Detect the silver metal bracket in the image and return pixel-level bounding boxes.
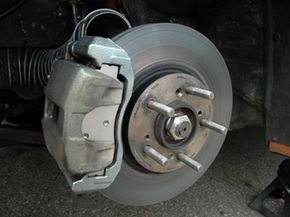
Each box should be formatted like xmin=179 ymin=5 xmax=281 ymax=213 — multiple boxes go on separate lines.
xmin=42 ymin=36 xmax=134 ymax=193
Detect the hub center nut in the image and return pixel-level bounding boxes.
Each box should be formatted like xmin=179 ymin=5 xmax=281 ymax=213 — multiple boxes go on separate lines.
xmin=166 ymin=114 xmax=192 ymax=141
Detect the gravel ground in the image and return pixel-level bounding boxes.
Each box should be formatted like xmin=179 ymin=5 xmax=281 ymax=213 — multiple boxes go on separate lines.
xmin=0 ymin=127 xmax=286 ymax=217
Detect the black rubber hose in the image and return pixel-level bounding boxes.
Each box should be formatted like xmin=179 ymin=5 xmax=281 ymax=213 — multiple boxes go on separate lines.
xmin=0 ymin=9 xmax=131 ymax=88
xmin=0 ymin=48 xmax=63 ymax=88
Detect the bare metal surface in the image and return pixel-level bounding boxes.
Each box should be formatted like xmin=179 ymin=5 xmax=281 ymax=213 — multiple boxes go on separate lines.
xmin=42 ymin=35 xmax=134 ymax=193
xmin=147 ymin=100 xmax=175 ymax=118
xmin=101 ymin=23 xmax=232 ymax=205
xmin=43 ymin=60 xmax=123 ymax=177
xmin=127 ymin=73 xmax=211 ymax=173
xmin=71 ymin=36 xmax=135 ymax=194
xmin=144 ymin=146 xmax=169 ymax=166
xmin=81 ymin=105 xmax=119 ymax=146
xmin=166 ymin=114 xmax=193 ymax=141
xmin=0 ymin=127 xmax=286 ymax=216
xmin=177 ymin=153 xmax=203 ymax=172
xmin=184 ymin=86 xmax=214 ymax=100
xmin=200 ymin=119 xmax=228 ymax=135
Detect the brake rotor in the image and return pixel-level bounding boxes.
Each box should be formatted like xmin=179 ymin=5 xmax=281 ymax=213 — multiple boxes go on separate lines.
xmin=101 ymin=23 xmax=232 ymax=205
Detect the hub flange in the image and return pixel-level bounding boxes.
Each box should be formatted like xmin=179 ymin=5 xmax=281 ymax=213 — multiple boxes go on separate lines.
xmin=127 ymin=72 xmax=212 ymax=173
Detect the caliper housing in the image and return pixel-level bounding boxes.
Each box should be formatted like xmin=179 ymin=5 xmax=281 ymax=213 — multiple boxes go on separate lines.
xmin=42 ymin=36 xmax=133 ymax=193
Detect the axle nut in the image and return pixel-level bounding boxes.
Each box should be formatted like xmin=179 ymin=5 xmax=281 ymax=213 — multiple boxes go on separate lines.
xmin=167 ymin=114 xmax=192 ymax=141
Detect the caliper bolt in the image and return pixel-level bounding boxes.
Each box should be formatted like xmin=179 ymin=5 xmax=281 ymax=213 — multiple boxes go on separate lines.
xmin=200 ymin=118 xmax=228 ymax=135
xmin=177 ymin=153 xmax=203 ymax=172
xmin=184 ymin=86 xmax=214 ymax=100
xmin=147 ymin=100 xmax=175 ymax=117
xmin=144 ymin=146 xmax=169 ymax=166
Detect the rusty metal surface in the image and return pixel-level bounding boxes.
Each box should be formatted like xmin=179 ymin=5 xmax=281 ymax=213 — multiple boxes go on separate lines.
xmin=127 ymin=73 xmax=211 ymax=173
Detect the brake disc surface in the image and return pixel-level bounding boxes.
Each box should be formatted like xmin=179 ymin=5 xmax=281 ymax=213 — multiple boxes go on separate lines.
xmin=101 ymin=23 xmax=232 ymax=205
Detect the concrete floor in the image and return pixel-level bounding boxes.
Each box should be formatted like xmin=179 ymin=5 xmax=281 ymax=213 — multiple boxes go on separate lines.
xmin=0 ymin=127 xmax=286 ymax=217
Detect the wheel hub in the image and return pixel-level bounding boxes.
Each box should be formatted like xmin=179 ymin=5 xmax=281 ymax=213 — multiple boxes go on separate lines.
xmin=126 ymin=72 xmax=217 ymax=173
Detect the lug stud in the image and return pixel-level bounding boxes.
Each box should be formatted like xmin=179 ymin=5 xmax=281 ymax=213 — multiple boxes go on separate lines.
xmin=200 ymin=119 xmax=228 ymax=135
xmin=177 ymin=153 xmax=203 ymax=172
xmin=147 ymin=100 xmax=175 ymax=117
xmin=184 ymin=86 xmax=214 ymax=100
xmin=144 ymin=146 xmax=169 ymax=166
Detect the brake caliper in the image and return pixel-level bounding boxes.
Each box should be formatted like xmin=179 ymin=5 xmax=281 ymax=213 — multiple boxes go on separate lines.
xmin=42 ymin=36 xmax=133 ymax=193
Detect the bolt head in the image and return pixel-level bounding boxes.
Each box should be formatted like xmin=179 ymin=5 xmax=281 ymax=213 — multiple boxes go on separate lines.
xmin=166 ymin=115 xmax=192 ymax=141
xmin=83 ymin=133 xmax=89 ymax=139
xmin=103 ymin=120 xmax=109 ymax=126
